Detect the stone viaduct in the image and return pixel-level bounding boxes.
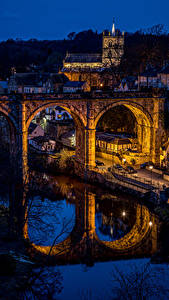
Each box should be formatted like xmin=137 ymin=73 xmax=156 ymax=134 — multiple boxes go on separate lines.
xmin=0 ymin=91 xmax=166 ymax=179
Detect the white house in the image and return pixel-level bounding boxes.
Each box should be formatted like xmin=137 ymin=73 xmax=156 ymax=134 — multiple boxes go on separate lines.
xmin=8 ymin=73 xmax=52 ymax=94
xmin=60 ymin=130 xmax=76 ymax=147
xmin=29 ymin=136 xmax=56 ymax=152
xmin=157 ymin=65 xmax=169 ymax=90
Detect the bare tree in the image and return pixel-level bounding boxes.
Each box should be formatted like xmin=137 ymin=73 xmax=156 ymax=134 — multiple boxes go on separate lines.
xmin=111 ymin=262 xmax=169 ymax=300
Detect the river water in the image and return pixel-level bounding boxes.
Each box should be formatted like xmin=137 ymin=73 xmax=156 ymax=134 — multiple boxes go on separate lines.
xmin=1 ymin=172 xmax=169 ymax=299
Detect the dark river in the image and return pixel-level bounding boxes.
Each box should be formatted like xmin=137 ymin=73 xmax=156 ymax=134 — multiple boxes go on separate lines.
xmin=1 ymin=172 xmax=169 ymax=299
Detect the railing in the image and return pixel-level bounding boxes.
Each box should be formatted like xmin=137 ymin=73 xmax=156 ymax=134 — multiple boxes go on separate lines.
xmin=98 ymin=167 xmax=168 ymax=196
xmin=101 ymin=170 xmax=152 ymax=194
xmin=0 ymin=90 xmax=166 ymax=102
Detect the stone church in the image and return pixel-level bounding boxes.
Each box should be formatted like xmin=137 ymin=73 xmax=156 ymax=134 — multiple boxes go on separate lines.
xmin=61 ymin=22 xmax=124 ymax=89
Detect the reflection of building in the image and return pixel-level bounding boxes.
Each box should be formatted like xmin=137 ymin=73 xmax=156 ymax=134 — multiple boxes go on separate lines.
xmin=62 ymin=22 xmax=124 ymax=89
xmin=96 ymin=211 xmax=129 ymax=241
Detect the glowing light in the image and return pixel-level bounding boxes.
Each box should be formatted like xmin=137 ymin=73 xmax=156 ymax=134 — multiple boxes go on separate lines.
xmin=149 ymin=221 xmax=153 ymax=227
xmin=122 ymin=211 xmax=126 ymax=217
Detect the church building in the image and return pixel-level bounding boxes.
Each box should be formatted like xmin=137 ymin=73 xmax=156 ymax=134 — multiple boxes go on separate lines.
xmin=61 ymin=22 xmax=124 ymax=89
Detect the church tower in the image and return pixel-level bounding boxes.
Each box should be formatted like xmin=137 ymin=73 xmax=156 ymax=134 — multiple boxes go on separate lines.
xmin=102 ymin=20 xmax=124 ymax=67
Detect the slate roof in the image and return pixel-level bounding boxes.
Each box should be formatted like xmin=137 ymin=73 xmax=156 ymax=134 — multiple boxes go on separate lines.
xmin=50 ymin=73 xmax=69 ymax=84
xmin=158 ymin=65 xmax=169 ymax=74
xmin=113 ymin=138 xmax=132 ymax=145
xmin=31 ymin=136 xmax=55 ymax=143
xmin=60 ymin=130 xmax=75 ymax=139
xmin=140 ymin=68 xmax=159 ymax=77
xmin=64 ymin=81 xmax=86 ymax=88
xmin=96 ymin=132 xmax=132 ymax=144
xmin=29 ymin=123 xmax=39 ymax=134
xmin=0 ymin=81 xmax=8 ymax=89
xmin=13 ymin=73 xmax=50 ymax=86
xmin=65 ymin=53 xmax=102 ymax=63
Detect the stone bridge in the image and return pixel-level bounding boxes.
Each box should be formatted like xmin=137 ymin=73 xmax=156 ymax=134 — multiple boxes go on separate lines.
xmin=23 ymin=189 xmax=159 ymax=264
xmin=0 ymin=91 xmax=165 ymax=179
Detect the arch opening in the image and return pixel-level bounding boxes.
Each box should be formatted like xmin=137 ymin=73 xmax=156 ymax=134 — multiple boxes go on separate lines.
xmin=27 ymin=103 xmax=86 ymax=174
xmin=95 ymin=102 xmax=152 ymax=168
xmin=0 ymin=111 xmax=17 ymax=166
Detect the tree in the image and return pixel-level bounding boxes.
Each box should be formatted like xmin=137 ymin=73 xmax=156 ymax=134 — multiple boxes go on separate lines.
xmin=67 ymin=32 xmax=76 ymax=40
xmin=111 ymin=263 xmax=169 ymax=299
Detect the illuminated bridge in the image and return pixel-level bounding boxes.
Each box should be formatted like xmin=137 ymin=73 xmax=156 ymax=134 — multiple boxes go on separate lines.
xmin=0 ymin=91 xmax=165 ymax=180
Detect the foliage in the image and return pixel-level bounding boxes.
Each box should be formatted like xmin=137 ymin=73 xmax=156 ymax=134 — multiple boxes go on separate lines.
xmin=0 ymin=254 xmax=16 ymax=276
xmin=97 ymin=106 xmax=136 ymax=134
xmin=111 ymin=263 xmax=169 ymax=300
xmin=130 ymin=159 xmax=136 ymax=166
xmin=0 ymin=26 xmax=168 ymax=78
xmin=59 ymin=149 xmax=75 ymax=171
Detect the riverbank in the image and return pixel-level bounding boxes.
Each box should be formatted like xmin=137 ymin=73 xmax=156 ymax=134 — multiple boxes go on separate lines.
xmin=0 ymin=205 xmax=36 ymax=299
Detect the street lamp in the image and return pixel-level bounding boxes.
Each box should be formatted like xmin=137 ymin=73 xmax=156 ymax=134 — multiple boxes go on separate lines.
xmin=122 ymin=211 xmax=126 ymax=217
xmin=149 ymin=221 xmax=153 ymax=227
xmin=149 ymin=165 xmax=153 ymax=186
xmin=122 ymin=158 xmax=126 ymax=165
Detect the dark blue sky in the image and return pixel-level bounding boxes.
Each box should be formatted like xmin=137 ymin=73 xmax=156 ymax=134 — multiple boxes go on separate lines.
xmin=0 ymin=0 xmax=168 ymax=40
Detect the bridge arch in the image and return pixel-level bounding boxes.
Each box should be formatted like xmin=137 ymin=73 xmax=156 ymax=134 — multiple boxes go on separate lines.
xmin=95 ymin=204 xmax=153 ymax=254
xmin=94 ymin=100 xmax=153 ymax=128
xmin=94 ymin=100 xmax=153 ymax=156
xmin=26 ymin=101 xmax=87 ymax=167
xmin=0 ymin=108 xmax=17 ymax=160
xmin=26 ymin=101 xmax=86 ymax=129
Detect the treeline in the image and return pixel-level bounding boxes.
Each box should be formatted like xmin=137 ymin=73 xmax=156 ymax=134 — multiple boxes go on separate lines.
xmin=0 ymin=25 xmax=169 ymax=79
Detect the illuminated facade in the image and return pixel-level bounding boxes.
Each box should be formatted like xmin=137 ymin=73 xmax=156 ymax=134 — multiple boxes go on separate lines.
xmin=0 ymin=91 xmax=165 ymax=185
xmin=62 ymin=22 xmax=124 ymax=88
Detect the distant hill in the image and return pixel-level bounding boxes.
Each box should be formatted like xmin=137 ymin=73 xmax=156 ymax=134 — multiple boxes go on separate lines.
xmin=0 ymin=28 xmax=169 ymax=79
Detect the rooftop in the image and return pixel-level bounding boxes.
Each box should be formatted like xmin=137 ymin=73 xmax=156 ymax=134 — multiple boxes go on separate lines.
xmin=65 ymin=53 xmax=102 ymax=63
xmin=11 ymin=73 xmax=50 ymax=87
xmin=159 ymin=65 xmax=169 ymax=74
xmin=64 ymin=81 xmax=86 ymax=88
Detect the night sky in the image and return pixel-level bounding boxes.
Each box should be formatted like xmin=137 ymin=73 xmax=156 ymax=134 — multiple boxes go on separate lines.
xmin=0 ymin=0 xmax=168 ymax=40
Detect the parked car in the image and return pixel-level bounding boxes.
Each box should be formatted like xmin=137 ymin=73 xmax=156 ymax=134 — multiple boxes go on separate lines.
xmin=125 ymin=166 xmax=137 ymax=174
xmin=140 ymin=162 xmax=154 ymax=169
xmin=113 ymin=164 xmax=125 ymax=173
xmin=95 ymin=160 xmax=105 ymax=166
xmin=113 ymin=164 xmax=123 ymax=170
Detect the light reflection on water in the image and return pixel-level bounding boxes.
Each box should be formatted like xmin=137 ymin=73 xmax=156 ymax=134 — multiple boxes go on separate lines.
xmin=0 ymin=172 xmax=164 ymax=299
xmin=95 ymin=196 xmax=136 ymax=242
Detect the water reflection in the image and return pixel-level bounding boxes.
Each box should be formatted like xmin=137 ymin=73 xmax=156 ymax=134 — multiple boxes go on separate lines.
xmin=28 ymin=197 xmax=75 ymax=245
xmin=95 ymin=196 xmax=136 ymax=242
xmin=22 ymin=172 xmax=159 ymax=262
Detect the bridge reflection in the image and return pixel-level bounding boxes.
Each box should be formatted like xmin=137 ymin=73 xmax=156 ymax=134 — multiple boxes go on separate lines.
xmin=22 ymin=173 xmax=159 ymax=264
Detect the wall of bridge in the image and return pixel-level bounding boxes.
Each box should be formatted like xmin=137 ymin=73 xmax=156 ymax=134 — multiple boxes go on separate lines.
xmin=0 ymin=93 xmax=165 ymax=180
